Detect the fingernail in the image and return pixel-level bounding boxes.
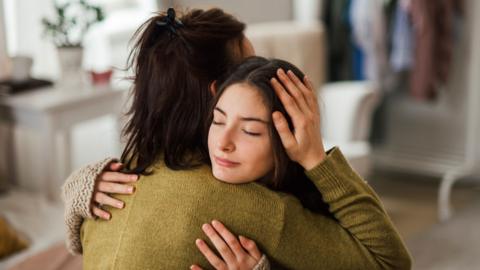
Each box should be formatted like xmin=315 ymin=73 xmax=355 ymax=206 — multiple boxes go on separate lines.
xmin=128 ymin=186 xmax=134 ymax=193
xmin=131 ymin=175 xmax=138 ymax=181
xmin=202 ymin=223 xmax=209 ymax=231
xmin=287 ymin=70 xmax=293 ymax=75
xmin=104 ymin=214 xmax=111 ymax=220
xmin=195 ymin=238 xmax=203 ymax=245
xmin=117 ymin=202 xmax=124 ymax=208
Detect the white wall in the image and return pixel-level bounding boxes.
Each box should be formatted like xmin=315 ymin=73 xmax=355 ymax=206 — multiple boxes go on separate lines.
xmin=3 ymin=0 xmax=59 ymax=79
xmin=160 ymin=0 xmax=293 ymax=23
xmin=0 ymin=0 xmax=9 ymax=79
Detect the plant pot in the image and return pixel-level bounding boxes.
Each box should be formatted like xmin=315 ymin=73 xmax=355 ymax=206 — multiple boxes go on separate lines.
xmin=90 ymin=70 xmax=113 ymax=85
xmin=57 ymin=46 xmax=84 ymax=87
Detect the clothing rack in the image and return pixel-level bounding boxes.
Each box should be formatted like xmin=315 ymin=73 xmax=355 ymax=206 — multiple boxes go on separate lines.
xmin=373 ymin=0 xmax=480 ymax=222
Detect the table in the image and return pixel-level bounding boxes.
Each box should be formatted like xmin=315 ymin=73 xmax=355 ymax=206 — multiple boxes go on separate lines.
xmin=0 ymin=83 xmax=126 ymax=200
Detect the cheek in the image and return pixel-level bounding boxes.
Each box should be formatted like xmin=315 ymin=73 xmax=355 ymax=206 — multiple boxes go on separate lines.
xmin=207 ymin=126 xmax=216 ymax=154
xmin=242 ymin=138 xmax=274 ymax=172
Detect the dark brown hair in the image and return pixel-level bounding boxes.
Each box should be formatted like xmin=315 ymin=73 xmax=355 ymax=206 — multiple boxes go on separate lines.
xmin=210 ymin=56 xmax=328 ymax=213
xmin=121 ymin=8 xmax=246 ymax=174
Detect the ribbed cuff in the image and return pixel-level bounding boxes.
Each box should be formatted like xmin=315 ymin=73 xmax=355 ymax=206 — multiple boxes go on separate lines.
xmin=253 ymin=254 xmax=271 ymax=270
xmin=304 ymin=147 xmax=364 ymax=202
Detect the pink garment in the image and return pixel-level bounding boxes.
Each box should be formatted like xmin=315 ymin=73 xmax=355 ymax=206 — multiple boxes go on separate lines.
xmin=410 ymin=0 xmax=462 ymax=101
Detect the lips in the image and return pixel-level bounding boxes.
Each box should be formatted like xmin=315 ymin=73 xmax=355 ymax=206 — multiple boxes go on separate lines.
xmin=214 ymin=156 xmax=240 ymax=168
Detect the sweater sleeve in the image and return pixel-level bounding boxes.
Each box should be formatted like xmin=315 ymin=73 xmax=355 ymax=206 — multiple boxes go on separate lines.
xmin=61 ymin=157 xmax=117 ymax=255
xmin=273 ymin=147 xmax=412 ymax=270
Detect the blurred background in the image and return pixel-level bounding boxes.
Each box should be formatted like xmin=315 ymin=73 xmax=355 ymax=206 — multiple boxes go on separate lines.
xmin=0 ymin=0 xmax=479 ymax=269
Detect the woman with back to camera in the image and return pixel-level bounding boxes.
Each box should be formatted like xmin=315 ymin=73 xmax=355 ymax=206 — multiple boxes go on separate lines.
xmin=62 ymin=8 xmax=412 ymax=269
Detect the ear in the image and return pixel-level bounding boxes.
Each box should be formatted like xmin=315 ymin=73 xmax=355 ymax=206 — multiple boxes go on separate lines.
xmin=209 ymin=80 xmax=217 ymax=96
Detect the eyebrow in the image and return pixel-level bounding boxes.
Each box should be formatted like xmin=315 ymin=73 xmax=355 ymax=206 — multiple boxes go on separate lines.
xmin=214 ymin=107 xmax=269 ymax=124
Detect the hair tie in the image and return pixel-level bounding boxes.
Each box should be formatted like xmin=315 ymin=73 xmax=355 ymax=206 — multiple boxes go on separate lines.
xmin=156 ymin=8 xmax=184 ymax=36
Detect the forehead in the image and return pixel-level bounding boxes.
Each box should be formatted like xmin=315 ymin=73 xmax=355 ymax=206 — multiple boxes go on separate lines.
xmin=216 ymin=83 xmax=268 ymax=117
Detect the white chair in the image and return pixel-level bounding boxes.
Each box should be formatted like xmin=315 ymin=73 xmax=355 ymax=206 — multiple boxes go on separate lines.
xmin=247 ymin=21 xmax=326 ymax=90
xmin=320 ymin=81 xmax=381 ymax=177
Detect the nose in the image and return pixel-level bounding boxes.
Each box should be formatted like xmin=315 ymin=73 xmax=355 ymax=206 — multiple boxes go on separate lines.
xmin=217 ymin=128 xmax=235 ymax=153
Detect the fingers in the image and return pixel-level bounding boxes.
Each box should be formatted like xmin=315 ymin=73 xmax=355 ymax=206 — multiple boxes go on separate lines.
xmin=196 ymin=221 xmax=262 ymax=270
xmin=303 ymin=75 xmax=315 ymax=93
xmin=238 ymin=236 xmax=262 ymax=261
xmin=190 ymin=265 xmax=203 ymax=270
xmin=96 ymin=181 xmax=135 ymax=195
xmin=107 ymin=161 xmax=124 ymax=171
xmin=271 ymin=77 xmax=303 ymax=125
xmin=93 ymin=191 xmax=124 ymax=209
xmin=276 ymin=69 xmax=309 ymax=114
xmin=201 ymin=223 xmax=235 ymax=262
xmin=100 ymin=171 xmax=138 ymax=183
xmin=272 ymin=111 xmax=297 ymax=153
xmin=195 ymin=238 xmax=227 ymax=270
xmin=211 ymin=220 xmax=245 ymax=257
xmin=92 ymin=205 xmax=111 ymax=220
xmin=299 ymin=75 xmax=320 ymax=115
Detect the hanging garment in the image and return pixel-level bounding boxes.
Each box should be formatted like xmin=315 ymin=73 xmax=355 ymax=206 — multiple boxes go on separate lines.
xmin=349 ymin=0 xmax=388 ymax=84
xmin=410 ymin=0 xmax=462 ymax=101
xmin=390 ymin=0 xmax=414 ymax=72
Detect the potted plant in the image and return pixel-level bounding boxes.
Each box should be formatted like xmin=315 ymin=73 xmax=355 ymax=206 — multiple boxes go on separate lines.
xmin=42 ymin=0 xmax=104 ymax=84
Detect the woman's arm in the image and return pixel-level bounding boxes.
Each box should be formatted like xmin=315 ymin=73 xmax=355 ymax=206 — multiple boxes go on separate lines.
xmin=269 ymin=70 xmax=412 ymax=269
xmin=273 ymin=149 xmax=411 ymax=269
xmin=61 ymin=158 xmax=137 ymax=254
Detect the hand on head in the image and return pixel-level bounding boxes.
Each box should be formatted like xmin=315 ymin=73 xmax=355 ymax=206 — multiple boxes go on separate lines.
xmin=271 ymin=68 xmax=326 ymax=170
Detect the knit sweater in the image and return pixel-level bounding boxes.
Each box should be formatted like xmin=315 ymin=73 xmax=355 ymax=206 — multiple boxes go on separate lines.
xmin=62 ymin=159 xmax=271 ymax=270
xmin=63 ymin=147 xmax=412 ymax=269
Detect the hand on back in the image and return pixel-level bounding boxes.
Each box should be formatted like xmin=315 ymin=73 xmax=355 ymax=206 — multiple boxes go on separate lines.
xmin=91 ymin=161 xmax=138 ymax=220
xmin=89 ymin=165 xmax=264 ymax=269
xmin=191 ymin=220 xmax=263 ymax=270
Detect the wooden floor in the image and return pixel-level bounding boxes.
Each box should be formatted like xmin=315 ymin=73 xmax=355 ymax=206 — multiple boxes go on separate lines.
xmin=369 ymin=169 xmax=480 ymax=270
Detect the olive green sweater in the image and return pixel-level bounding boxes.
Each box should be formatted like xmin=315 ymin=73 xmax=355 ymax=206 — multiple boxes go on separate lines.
xmin=77 ymin=147 xmax=411 ymax=269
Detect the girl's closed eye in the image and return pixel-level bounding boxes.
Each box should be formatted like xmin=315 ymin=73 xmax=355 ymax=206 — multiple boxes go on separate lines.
xmin=243 ymin=129 xmax=262 ymax=136
xmin=242 ymin=123 xmax=266 ymax=136
xmin=212 ymin=120 xmax=225 ymax=125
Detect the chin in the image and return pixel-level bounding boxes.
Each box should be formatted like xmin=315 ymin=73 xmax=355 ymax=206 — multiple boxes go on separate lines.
xmin=212 ymin=168 xmax=249 ymax=184
xmin=213 ymin=172 xmax=239 ymax=184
